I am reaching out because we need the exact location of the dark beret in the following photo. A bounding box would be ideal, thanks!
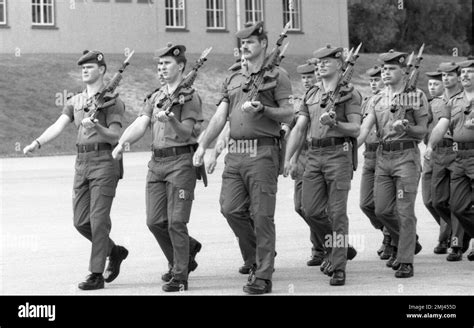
[366,65,382,77]
[312,44,344,60]
[77,50,106,67]
[379,49,408,66]
[458,60,474,68]
[437,62,459,73]
[236,21,265,39]
[154,42,186,59]
[297,63,316,74]
[425,71,443,81]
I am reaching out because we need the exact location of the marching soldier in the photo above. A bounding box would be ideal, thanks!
[285,45,362,286]
[358,65,393,260]
[358,50,428,278]
[426,59,474,262]
[112,43,203,292]
[194,21,294,294]
[422,70,452,255]
[285,63,325,266]
[23,51,129,290]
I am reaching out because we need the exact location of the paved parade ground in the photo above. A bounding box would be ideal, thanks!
[1,149,473,296]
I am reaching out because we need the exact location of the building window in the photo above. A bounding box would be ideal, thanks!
[283,0,301,31]
[165,0,186,28]
[32,0,55,26]
[206,0,225,30]
[0,0,6,25]
[245,0,263,23]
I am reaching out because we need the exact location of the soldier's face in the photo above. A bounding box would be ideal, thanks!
[442,72,460,89]
[381,64,403,85]
[427,79,444,97]
[241,36,266,61]
[81,63,103,84]
[156,64,166,86]
[369,76,384,94]
[301,73,317,90]
[460,67,474,90]
[317,57,341,78]
[315,69,322,82]
[159,56,184,83]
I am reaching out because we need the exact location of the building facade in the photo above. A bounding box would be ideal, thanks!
[0,0,349,55]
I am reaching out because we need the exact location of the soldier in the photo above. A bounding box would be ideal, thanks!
[425,59,474,262]
[422,70,452,255]
[284,63,325,266]
[23,51,128,290]
[358,65,393,260]
[112,44,203,292]
[194,21,294,294]
[284,45,362,286]
[358,50,428,278]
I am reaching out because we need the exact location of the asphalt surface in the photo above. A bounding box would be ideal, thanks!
[1,149,473,295]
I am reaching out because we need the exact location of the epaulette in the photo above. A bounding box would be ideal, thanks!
[67,90,82,101]
[303,84,319,102]
[228,60,242,71]
[144,87,161,103]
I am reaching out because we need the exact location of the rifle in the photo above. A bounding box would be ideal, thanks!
[156,47,213,115]
[242,21,292,101]
[84,50,135,120]
[390,43,425,122]
[319,43,363,118]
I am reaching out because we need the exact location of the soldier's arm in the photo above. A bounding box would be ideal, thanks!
[117,116,150,147]
[261,98,294,124]
[207,122,230,174]
[357,111,376,147]
[93,123,122,145]
[23,114,71,154]
[285,115,309,163]
[197,102,229,150]
[333,113,361,138]
[406,115,428,139]
[427,118,449,150]
[168,117,195,141]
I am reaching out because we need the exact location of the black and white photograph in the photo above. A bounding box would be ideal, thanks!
[0,0,473,325]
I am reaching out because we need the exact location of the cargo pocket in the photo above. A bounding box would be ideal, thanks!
[257,182,278,218]
[173,186,194,223]
[100,185,116,198]
[336,180,351,191]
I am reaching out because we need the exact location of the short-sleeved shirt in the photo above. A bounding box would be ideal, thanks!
[440,92,474,143]
[362,94,379,144]
[427,97,452,140]
[219,66,292,139]
[140,87,202,149]
[62,90,125,145]
[369,88,429,142]
[299,85,362,140]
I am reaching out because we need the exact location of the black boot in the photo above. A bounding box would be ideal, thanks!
[395,263,414,278]
[104,245,129,283]
[329,270,346,286]
[78,273,104,290]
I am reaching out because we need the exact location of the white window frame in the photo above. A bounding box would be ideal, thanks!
[283,0,301,31]
[165,0,186,29]
[0,0,6,25]
[32,0,55,26]
[245,0,264,24]
[206,0,226,30]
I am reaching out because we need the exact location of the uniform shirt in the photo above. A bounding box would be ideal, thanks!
[299,84,362,140]
[140,87,202,149]
[219,66,292,139]
[62,90,125,145]
[368,88,429,142]
[440,92,474,142]
[362,94,379,144]
[427,97,452,140]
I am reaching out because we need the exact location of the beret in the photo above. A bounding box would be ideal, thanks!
[236,21,265,39]
[425,71,443,81]
[297,63,316,74]
[378,49,408,66]
[366,65,382,77]
[437,62,459,73]
[458,60,474,68]
[154,42,186,59]
[77,50,106,67]
[313,44,343,59]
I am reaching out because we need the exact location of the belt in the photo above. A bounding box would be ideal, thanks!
[365,143,379,152]
[231,137,279,147]
[436,139,453,148]
[153,144,197,158]
[77,143,112,153]
[381,141,416,152]
[455,142,474,150]
[309,137,348,148]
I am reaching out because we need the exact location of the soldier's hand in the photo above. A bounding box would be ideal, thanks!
[464,118,474,130]
[207,151,218,174]
[242,101,263,114]
[23,141,39,155]
[283,160,294,178]
[157,111,174,122]
[112,143,124,160]
[193,146,206,167]
[81,117,98,129]
[392,119,408,133]
[319,112,337,127]
[424,146,433,161]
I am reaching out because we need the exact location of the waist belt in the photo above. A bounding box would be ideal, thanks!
[309,137,348,148]
[231,137,279,147]
[437,139,453,148]
[365,143,379,152]
[455,142,474,150]
[153,144,197,158]
[381,141,416,152]
[77,143,112,153]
